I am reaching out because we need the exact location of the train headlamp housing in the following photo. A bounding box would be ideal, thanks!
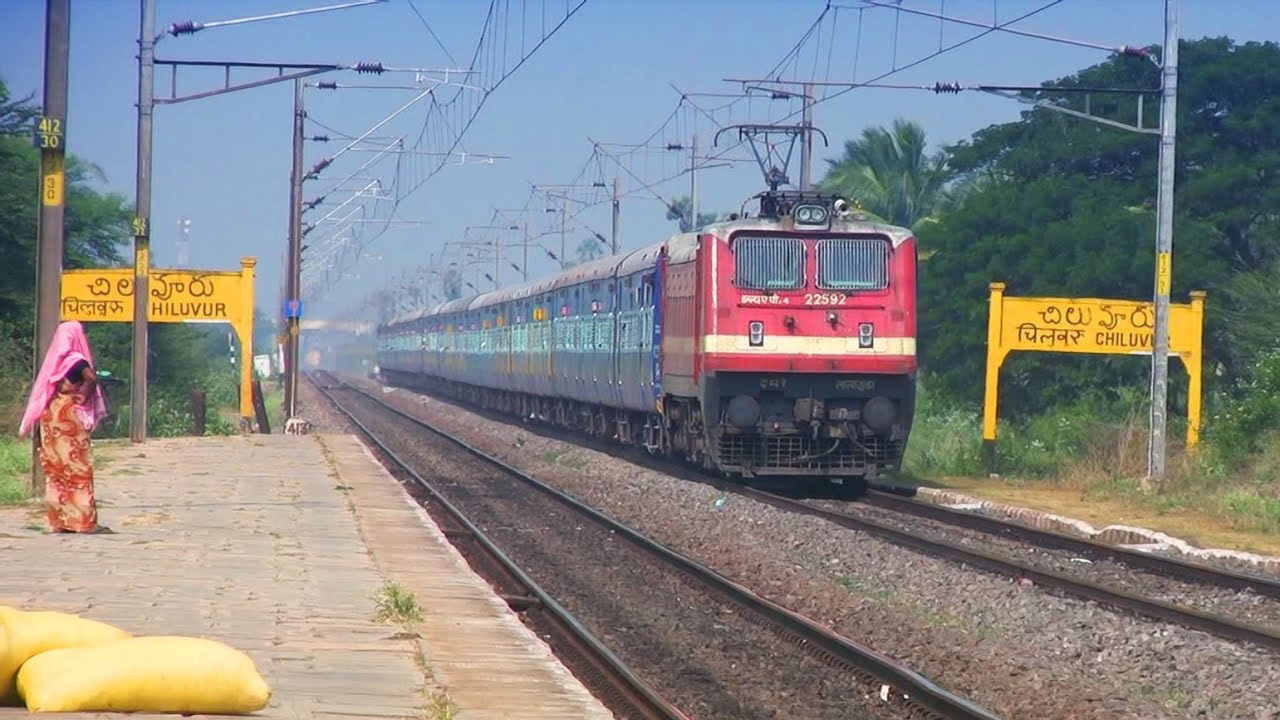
[792,203,830,226]
[748,320,765,347]
[857,322,874,349]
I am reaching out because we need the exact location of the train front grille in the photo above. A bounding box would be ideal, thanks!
[714,433,904,473]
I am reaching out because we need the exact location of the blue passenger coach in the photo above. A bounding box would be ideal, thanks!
[379,241,666,431]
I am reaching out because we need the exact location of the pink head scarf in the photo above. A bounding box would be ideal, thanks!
[19,321,108,438]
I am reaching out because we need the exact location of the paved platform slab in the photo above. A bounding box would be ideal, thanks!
[0,434,612,720]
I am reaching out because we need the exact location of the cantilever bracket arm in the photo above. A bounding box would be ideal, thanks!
[153,59,345,105]
[981,89,1161,136]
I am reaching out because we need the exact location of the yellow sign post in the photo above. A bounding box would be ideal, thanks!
[59,258,258,428]
[982,282,1206,473]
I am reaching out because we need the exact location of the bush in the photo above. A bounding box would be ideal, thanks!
[904,382,1151,480]
[0,437,29,504]
[903,383,983,476]
[1199,349,1280,472]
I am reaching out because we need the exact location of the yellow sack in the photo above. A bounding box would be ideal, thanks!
[0,606,131,705]
[17,635,272,714]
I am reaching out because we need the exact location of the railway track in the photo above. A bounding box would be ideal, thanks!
[310,373,684,720]
[311,371,1002,720]
[744,488,1280,653]
[860,485,1280,597]
[357,373,1280,655]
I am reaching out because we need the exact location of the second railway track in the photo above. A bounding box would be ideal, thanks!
[358,372,1280,652]
[750,489,1280,652]
[311,371,1001,720]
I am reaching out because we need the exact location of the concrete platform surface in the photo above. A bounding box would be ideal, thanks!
[0,434,613,720]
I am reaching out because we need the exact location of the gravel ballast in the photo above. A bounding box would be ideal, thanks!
[310,377,1280,719]
[327,385,936,720]
[812,498,1280,632]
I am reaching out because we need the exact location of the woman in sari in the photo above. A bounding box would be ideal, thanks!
[19,321,111,534]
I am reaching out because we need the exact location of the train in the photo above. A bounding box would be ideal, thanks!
[376,189,919,492]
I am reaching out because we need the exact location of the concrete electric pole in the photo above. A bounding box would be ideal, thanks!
[800,83,814,190]
[284,78,305,419]
[130,0,155,443]
[1148,0,1180,486]
[610,176,620,255]
[31,0,71,493]
[689,133,699,231]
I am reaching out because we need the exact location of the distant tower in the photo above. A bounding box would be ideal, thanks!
[177,217,191,267]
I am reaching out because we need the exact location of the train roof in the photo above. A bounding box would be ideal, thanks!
[377,211,916,330]
[704,213,915,247]
[545,252,626,291]
[436,296,474,315]
[615,240,665,277]
[665,232,700,264]
[385,309,416,326]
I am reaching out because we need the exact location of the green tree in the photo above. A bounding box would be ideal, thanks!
[0,82,38,136]
[916,37,1280,415]
[0,130,132,414]
[574,236,605,264]
[820,118,953,231]
[0,77,247,437]
[665,195,721,233]
[442,268,463,300]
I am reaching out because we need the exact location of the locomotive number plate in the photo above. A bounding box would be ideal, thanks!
[803,292,847,306]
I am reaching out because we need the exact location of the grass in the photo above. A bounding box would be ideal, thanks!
[0,436,31,505]
[262,378,285,431]
[905,385,1280,555]
[371,579,423,626]
[835,576,896,603]
[421,691,458,720]
[540,447,589,470]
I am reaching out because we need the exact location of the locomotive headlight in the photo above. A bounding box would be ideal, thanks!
[857,322,874,349]
[793,203,829,226]
[748,320,765,347]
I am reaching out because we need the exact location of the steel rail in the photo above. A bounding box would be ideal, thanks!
[320,373,1003,720]
[361,372,1280,650]
[862,485,1280,600]
[308,372,687,720]
[738,487,1280,653]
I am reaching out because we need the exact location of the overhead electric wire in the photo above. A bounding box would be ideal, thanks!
[406,0,460,65]
[304,0,589,302]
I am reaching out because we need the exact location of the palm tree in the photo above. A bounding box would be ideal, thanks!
[820,118,952,232]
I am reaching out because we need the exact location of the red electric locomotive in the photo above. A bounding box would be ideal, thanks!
[660,189,918,489]
[375,189,918,493]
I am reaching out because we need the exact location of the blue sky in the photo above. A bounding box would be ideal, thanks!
[3,1,1278,324]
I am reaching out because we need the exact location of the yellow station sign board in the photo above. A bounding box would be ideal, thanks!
[995,294,1201,356]
[60,268,250,324]
[983,282,1206,473]
[59,258,257,425]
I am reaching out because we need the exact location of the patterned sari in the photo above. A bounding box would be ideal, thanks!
[38,382,99,533]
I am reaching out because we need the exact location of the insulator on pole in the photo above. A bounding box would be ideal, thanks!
[932,82,963,94]
[354,62,385,74]
[168,20,203,36]
[307,158,332,178]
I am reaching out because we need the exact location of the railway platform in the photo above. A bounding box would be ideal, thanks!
[0,433,613,720]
